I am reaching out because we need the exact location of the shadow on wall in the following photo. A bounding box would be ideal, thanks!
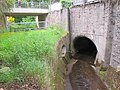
[72,36,98,64]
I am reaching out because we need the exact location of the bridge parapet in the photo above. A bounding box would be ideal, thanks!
[13,1,49,9]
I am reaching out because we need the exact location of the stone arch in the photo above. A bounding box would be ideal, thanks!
[72,36,98,65]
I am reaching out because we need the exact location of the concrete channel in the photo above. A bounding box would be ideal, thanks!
[64,36,109,90]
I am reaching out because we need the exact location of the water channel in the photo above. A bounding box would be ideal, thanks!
[64,36,109,90]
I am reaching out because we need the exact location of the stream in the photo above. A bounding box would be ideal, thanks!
[64,55,109,90]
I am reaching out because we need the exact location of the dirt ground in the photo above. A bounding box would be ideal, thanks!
[0,77,40,90]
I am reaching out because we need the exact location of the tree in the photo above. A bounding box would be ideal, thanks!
[0,0,13,28]
[0,0,13,15]
[60,0,73,8]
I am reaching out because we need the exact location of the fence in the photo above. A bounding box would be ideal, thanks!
[73,0,99,5]
[8,21,46,32]
[13,1,49,9]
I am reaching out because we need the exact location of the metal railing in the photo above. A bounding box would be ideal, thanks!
[73,0,99,6]
[13,2,49,9]
[8,21,46,32]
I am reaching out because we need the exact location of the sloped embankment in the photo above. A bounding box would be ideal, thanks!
[0,27,69,90]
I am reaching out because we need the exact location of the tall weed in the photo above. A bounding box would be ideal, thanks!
[0,26,67,88]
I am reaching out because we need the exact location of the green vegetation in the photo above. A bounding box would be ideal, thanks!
[0,0,13,15]
[60,0,73,8]
[7,16,37,32]
[14,16,35,23]
[9,23,37,32]
[98,71,106,79]
[0,26,67,89]
[0,0,14,28]
[98,66,107,80]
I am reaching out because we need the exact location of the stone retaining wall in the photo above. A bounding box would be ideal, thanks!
[54,34,70,90]
[110,1,120,68]
[46,9,69,32]
[105,66,120,90]
[46,2,111,66]
[46,1,120,89]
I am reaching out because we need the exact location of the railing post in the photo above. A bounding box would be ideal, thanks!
[31,1,33,8]
[49,0,51,11]
[12,1,49,9]
[39,2,41,8]
[14,2,16,8]
[26,2,28,8]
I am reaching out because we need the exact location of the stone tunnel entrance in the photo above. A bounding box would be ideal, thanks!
[73,36,98,65]
[64,36,108,90]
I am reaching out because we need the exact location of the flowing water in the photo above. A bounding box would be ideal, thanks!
[65,55,109,90]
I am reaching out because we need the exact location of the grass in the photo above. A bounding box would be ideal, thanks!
[98,66,107,80]
[0,26,67,89]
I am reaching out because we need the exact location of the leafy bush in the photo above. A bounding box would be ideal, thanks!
[61,0,73,8]
[8,16,37,31]
[7,16,15,24]
[22,16,35,22]
[0,26,67,89]
[9,23,37,32]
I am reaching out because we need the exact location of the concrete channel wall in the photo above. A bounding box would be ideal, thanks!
[46,9,69,32]
[46,0,120,69]
[46,1,111,66]
[70,2,110,66]
[46,0,120,89]
[54,34,70,90]
[110,2,120,68]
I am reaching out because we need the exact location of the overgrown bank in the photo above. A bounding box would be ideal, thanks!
[0,27,67,89]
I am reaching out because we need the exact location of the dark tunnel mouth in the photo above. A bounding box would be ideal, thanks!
[73,36,98,60]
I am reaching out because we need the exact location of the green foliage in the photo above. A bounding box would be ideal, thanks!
[98,71,106,79]
[98,66,107,80]
[14,16,35,23]
[9,23,37,31]
[0,29,8,33]
[60,0,73,2]
[14,16,23,23]
[100,66,107,71]
[0,27,67,88]
[16,0,50,3]
[61,0,73,8]
[9,16,36,31]
[7,16,15,24]
[0,0,14,28]
[0,0,14,15]
[22,16,35,22]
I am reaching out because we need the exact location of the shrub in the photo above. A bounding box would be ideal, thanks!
[7,16,15,24]
[9,23,37,31]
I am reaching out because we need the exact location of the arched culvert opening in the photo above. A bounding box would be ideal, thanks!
[73,36,98,64]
